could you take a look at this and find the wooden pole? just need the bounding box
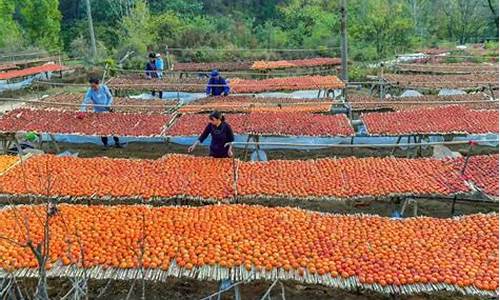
[340,0,348,82]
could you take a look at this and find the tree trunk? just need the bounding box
[35,266,49,300]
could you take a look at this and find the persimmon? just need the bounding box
[167,112,354,137]
[5,202,479,290]
[237,156,469,199]
[0,108,169,137]
[108,75,207,93]
[230,75,345,93]
[29,93,177,114]
[0,154,487,201]
[179,96,333,114]
[362,105,498,135]
[451,154,499,197]
[0,154,234,201]
[383,74,497,89]
[0,64,65,81]
[0,155,18,174]
[348,94,497,111]
[251,58,341,70]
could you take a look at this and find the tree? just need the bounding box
[0,0,22,49]
[278,0,339,50]
[485,0,499,34]
[350,0,414,59]
[439,0,490,44]
[118,0,155,62]
[19,0,62,50]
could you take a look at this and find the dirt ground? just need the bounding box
[14,277,487,300]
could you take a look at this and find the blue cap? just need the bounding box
[210,70,219,77]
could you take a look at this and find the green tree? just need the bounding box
[19,0,62,50]
[439,0,491,44]
[118,0,156,62]
[0,0,22,49]
[278,0,339,50]
[350,0,414,60]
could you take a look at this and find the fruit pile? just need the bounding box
[107,76,207,93]
[166,112,354,137]
[0,63,17,71]
[0,155,18,174]
[348,94,497,111]
[396,63,499,74]
[28,93,177,114]
[173,61,252,72]
[361,105,499,135]
[0,63,65,80]
[0,154,234,200]
[452,154,499,197]
[382,74,498,89]
[251,57,341,70]
[179,96,333,113]
[238,157,469,199]
[0,108,169,137]
[0,205,497,294]
[0,154,473,202]
[230,75,345,93]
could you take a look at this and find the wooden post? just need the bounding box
[340,0,348,82]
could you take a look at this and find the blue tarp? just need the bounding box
[129,89,339,103]
[43,132,498,151]
[0,72,50,92]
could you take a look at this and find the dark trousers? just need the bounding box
[152,91,163,98]
[101,136,119,146]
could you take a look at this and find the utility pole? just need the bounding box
[85,0,97,63]
[340,0,348,82]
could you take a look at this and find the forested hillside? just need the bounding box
[0,0,498,64]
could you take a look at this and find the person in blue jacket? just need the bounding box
[77,77,122,148]
[188,111,234,158]
[155,53,164,79]
[206,70,230,96]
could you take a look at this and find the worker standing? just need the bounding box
[206,70,230,97]
[145,53,157,79]
[78,78,122,149]
[155,53,164,79]
[188,111,234,158]
[145,52,163,98]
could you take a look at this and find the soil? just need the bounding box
[14,277,486,300]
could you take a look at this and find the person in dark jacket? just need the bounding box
[145,53,157,79]
[145,52,163,98]
[188,111,234,158]
[206,70,230,96]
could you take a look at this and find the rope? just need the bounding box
[34,81,340,89]
[115,68,338,76]
[167,47,340,52]
[33,81,90,87]
[0,97,176,109]
[396,63,498,70]
[226,139,499,148]
[347,100,498,105]
[396,53,499,59]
